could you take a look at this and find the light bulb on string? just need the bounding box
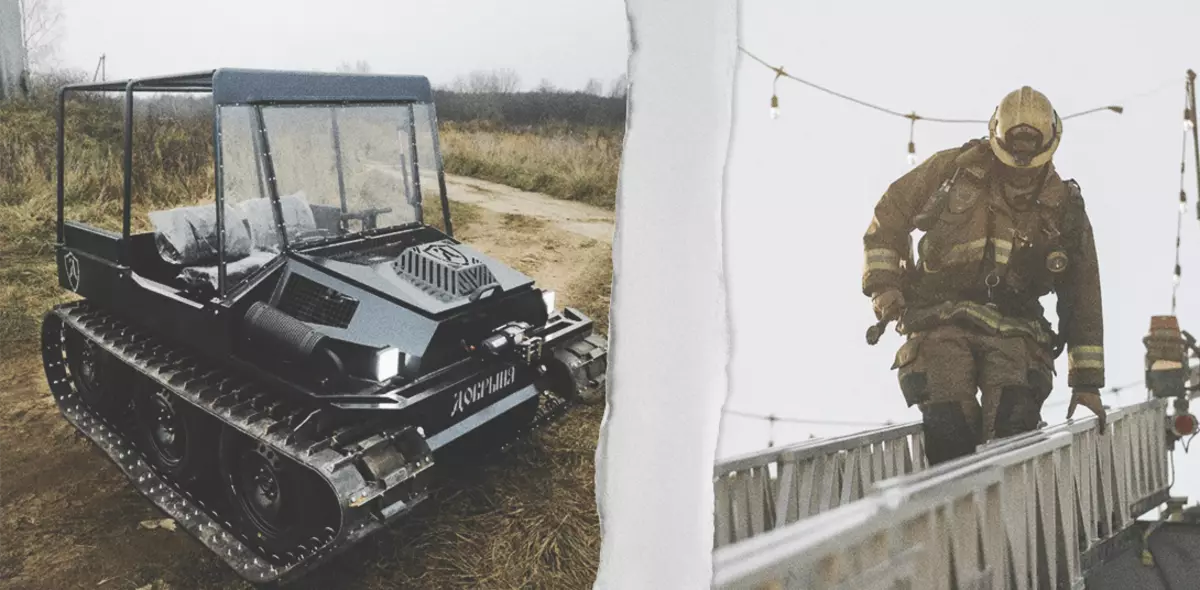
[1174,264,1182,286]
[906,114,920,167]
[769,67,785,120]
[1182,191,1189,214]
[1186,108,1196,132]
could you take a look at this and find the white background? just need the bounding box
[593,1,735,587]
[719,0,1200,505]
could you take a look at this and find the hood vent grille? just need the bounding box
[394,240,498,301]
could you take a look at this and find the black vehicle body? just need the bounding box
[41,68,607,584]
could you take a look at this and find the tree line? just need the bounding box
[338,63,628,129]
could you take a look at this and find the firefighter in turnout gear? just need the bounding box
[863,86,1108,466]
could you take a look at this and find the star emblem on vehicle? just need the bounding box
[421,243,470,267]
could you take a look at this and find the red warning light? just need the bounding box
[1173,414,1198,437]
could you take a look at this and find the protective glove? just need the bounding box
[871,289,906,322]
[1066,388,1107,434]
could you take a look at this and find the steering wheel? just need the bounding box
[341,207,393,231]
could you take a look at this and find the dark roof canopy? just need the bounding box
[61,68,433,104]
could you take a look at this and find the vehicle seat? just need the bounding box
[147,203,252,267]
[148,193,318,292]
[238,191,318,251]
[146,202,263,292]
[176,250,279,290]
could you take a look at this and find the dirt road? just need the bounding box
[444,175,615,244]
[0,180,614,590]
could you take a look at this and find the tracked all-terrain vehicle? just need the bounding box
[40,69,608,584]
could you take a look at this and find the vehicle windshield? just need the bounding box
[218,102,443,249]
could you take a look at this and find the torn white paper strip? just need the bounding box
[593,0,737,587]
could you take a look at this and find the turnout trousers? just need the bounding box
[891,323,1057,466]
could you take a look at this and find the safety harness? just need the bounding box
[900,143,1071,358]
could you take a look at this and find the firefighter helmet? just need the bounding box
[988,86,1062,169]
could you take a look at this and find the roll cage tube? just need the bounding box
[406,103,425,222]
[427,102,453,237]
[54,70,215,263]
[53,70,456,293]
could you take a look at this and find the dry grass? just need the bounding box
[501,212,549,232]
[423,193,484,236]
[572,249,614,336]
[441,122,621,209]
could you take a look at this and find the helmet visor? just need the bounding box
[995,122,1057,167]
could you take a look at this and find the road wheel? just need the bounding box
[219,428,333,556]
[132,381,215,484]
[63,327,131,417]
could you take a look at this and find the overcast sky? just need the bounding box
[43,0,628,91]
[720,0,1200,501]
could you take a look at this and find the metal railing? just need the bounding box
[714,422,927,547]
[711,399,1171,590]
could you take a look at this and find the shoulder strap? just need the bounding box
[911,141,982,221]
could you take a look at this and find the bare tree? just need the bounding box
[465,71,492,93]
[582,78,603,96]
[449,68,521,94]
[20,0,64,71]
[492,68,519,93]
[608,73,628,99]
[335,60,371,73]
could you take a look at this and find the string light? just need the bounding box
[770,66,785,119]
[740,45,1132,162]
[723,407,896,428]
[906,114,919,167]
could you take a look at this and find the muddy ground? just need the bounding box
[0,178,614,590]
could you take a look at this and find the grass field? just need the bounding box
[441,121,622,209]
[0,92,614,589]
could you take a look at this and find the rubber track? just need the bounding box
[41,301,579,585]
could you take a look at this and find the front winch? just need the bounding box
[480,322,544,364]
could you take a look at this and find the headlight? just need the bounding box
[373,347,401,382]
[543,290,556,314]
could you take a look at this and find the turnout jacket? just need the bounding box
[862,138,1105,390]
